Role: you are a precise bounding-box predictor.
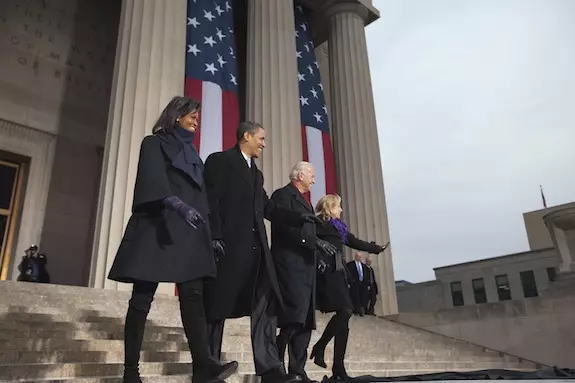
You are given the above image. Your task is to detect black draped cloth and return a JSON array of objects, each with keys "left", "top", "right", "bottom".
[{"left": 319, "top": 367, "right": 575, "bottom": 382}]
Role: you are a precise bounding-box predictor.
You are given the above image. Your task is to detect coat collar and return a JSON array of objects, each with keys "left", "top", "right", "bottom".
[{"left": 286, "top": 183, "right": 313, "bottom": 212}]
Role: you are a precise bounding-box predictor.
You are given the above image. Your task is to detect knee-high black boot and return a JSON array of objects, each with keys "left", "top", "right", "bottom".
[
  {"left": 124, "top": 283, "right": 156, "bottom": 383},
  {"left": 309, "top": 316, "right": 339, "bottom": 369},
  {"left": 124, "top": 307, "right": 147, "bottom": 383},
  {"left": 331, "top": 328, "right": 351, "bottom": 381},
  {"left": 178, "top": 282, "right": 238, "bottom": 383}
]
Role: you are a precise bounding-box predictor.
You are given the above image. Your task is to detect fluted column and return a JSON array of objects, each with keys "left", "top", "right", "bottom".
[
  {"left": 326, "top": 2, "right": 398, "bottom": 315},
  {"left": 90, "top": 0, "right": 186, "bottom": 294},
  {"left": 246, "top": 0, "right": 302, "bottom": 191}
]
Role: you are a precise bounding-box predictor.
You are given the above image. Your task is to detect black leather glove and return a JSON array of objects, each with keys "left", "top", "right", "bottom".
[
  {"left": 300, "top": 213, "right": 323, "bottom": 226},
  {"left": 371, "top": 241, "right": 389, "bottom": 253},
  {"left": 212, "top": 239, "right": 225, "bottom": 262},
  {"left": 164, "top": 196, "right": 206, "bottom": 229},
  {"left": 316, "top": 239, "right": 338, "bottom": 256}
]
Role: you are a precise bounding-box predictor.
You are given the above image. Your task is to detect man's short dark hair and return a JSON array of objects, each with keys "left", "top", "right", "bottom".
[{"left": 236, "top": 121, "right": 263, "bottom": 142}]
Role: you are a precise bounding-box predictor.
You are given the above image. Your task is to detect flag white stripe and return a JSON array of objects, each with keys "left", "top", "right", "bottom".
[
  {"left": 306, "top": 126, "right": 326, "bottom": 207},
  {"left": 199, "top": 81, "right": 223, "bottom": 161}
]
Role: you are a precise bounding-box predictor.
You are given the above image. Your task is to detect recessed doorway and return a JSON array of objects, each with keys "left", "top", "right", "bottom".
[{"left": 0, "top": 155, "right": 27, "bottom": 280}]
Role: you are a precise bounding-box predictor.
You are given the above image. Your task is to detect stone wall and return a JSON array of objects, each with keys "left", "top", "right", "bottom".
[
  {"left": 389, "top": 293, "right": 575, "bottom": 367},
  {"left": 397, "top": 280, "right": 445, "bottom": 312},
  {"left": 0, "top": 0, "right": 119, "bottom": 284}
]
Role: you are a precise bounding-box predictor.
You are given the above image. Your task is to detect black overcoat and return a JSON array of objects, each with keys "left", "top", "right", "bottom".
[
  {"left": 108, "top": 134, "right": 216, "bottom": 284},
  {"left": 270, "top": 184, "right": 317, "bottom": 329},
  {"left": 203, "top": 146, "right": 288, "bottom": 321},
  {"left": 315, "top": 221, "right": 380, "bottom": 313}
]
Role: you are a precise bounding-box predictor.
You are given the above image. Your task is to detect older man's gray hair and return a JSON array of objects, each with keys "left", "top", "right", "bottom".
[{"left": 289, "top": 161, "right": 312, "bottom": 181}]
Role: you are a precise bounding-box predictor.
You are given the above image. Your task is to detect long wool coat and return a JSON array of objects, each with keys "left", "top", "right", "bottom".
[
  {"left": 270, "top": 183, "right": 318, "bottom": 329},
  {"left": 108, "top": 134, "right": 216, "bottom": 284},
  {"left": 315, "top": 221, "right": 381, "bottom": 313},
  {"left": 202, "top": 146, "right": 287, "bottom": 321}
]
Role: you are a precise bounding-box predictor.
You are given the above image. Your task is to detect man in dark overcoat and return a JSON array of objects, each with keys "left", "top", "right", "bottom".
[
  {"left": 364, "top": 255, "right": 378, "bottom": 315},
  {"left": 271, "top": 161, "right": 335, "bottom": 383},
  {"left": 203, "top": 121, "right": 319, "bottom": 383}
]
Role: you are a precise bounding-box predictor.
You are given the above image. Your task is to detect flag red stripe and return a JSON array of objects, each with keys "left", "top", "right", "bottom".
[
  {"left": 184, "top": 78, "right": 204, "bottom": 151},
  {"left": 322, "top": 132, "right": 338, "bottom": 195},
  {"left": 222, "top": 89, "right": 240, "bottom": 150}
]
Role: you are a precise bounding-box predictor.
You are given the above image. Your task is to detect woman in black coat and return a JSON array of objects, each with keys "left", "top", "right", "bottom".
[
  {"left": 310, "top": 194, "right": 386, "bottom": 381},
  {"left": 107, "top": 96, "right": 237, "bottom": 383}
]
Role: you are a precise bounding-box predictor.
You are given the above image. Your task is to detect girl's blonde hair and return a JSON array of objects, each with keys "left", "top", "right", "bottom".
[{"left": 315, "top": 194, "right": 342, "bottom": 219}]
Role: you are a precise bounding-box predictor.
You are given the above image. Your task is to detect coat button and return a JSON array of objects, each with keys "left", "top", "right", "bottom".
[
  {"left": 302, "top": 239, "right": 306, "bottom": 243},
  {"left": 252, "top": 246, "right": 257, "bottom": 250}
]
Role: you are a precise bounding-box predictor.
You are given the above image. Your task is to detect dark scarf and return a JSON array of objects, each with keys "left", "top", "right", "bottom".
[
  {"left": 172, "top": 124, "right": 203, "bottom": 187},
  {"left": 323, "top": 217, "right": 348, "bottom": 272}
]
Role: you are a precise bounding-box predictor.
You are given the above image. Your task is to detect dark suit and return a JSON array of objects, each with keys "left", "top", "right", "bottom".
[
  {"left": 203, "top": 146, "right": 300, "bottom": 376},
  {"left": 346, "top": 260, "right": 369, "bottom": 314},
  {"left": 270, "top": 184, "right": 317, "bottom": 376}
]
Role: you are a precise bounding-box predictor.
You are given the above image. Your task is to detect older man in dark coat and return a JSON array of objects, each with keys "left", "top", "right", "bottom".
[
  {"left": 271, "top": 162, "right": 337, "bottom": 383},
  {"left": 203, "top": 122, "right": 320, "bottom": 383}
]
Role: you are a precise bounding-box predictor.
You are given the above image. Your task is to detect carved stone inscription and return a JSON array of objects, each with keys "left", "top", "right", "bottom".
[{"left": 0, "top": 0, "right": 119, "bottom": 101}]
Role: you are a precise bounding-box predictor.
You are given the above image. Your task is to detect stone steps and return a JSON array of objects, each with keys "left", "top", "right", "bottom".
[
  {"left": 0, "top": 281, "right": 545, "bottom": 382},
  {"left": 0, "top": 316, "right": 521, "bottom": 361},
  {"left": 0, "top": 349, "right": 525, "bottom": 365}
]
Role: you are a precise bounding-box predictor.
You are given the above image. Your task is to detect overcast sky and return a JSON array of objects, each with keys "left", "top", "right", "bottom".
[{"left": 366, "top": 0, "right": 575, "bottom": 282}]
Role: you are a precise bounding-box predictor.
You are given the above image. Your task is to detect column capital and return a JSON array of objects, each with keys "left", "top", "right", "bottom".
[
  {"left": 321, "top": 0, "right": 370, "bottom": 22},
  {"left": 308, "top": 0, "right": 379, "bottom": 45}
]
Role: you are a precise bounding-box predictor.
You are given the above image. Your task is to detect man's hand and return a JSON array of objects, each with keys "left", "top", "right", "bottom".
[
  {"left": 212, "top": 239, "right": 226, "bottom": 261},
  {"left": 300, "top": 213, "right": 323, "bottom": 226},
  {"left": 316, "top": 239, "right": 338, "bottom": 256},
  {"left": 318, "top": 259, "right": 327, "bottom": 273}
]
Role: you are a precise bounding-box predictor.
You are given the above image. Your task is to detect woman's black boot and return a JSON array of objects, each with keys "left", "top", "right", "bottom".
[{"left": 331, "top": 329, "right": 351, "bottom": 381}]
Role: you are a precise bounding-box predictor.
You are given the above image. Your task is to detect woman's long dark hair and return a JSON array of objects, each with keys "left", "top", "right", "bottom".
[{"left": 152, "top": 96, "right": 201, "bottom": 135}]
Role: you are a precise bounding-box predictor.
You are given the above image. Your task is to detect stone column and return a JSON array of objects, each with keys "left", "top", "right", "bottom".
[
  {"left": 90, "top": 0, "right": 186, "bottom": 293},
  {"left": 245, "top": 0, "right": 302, "bottom": 191},
  {"left": 325, "top": 2, "right": 398, "bottom": 315}
]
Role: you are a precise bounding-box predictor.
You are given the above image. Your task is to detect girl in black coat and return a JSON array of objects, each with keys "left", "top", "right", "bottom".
[
  {"left": 107, "top": 96, "right": 237, "bottom": 383},
  {"left": 310, "top": 194, "right": 386, "bottom": 381}
]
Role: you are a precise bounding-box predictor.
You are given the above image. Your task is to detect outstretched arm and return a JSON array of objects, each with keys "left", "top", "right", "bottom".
[
  {"left": 270, "top": 189, "right": 317, "bottom": 250},
  {"left": 346, "top": 233, "right": 386, "bottom": 254}
]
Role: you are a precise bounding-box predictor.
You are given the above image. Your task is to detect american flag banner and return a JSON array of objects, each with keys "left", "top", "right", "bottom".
[
  {"left": 185, "top": 0, "right": 239, "bottom": 160},
  {"left": 294, "top": 4, "right": 338, "bottom": 207}
]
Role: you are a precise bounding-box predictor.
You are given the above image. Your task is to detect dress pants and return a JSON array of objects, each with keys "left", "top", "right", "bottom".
[{"left": 207, "top": 236, "right": 282, "bottom": 376}]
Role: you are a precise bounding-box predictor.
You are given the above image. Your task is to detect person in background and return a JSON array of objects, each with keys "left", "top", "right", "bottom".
[
  {"left": 346, "top": 252, "right": 368, "bottom": 316},
  {"left": 364, "top": 255, "right": 379, "bottom": 315},
  {"left": 107, "top": 96, "right": 238, "bottom": 383},
  {"left": 310, "top": 194, "right": 386, "bottom": 381}
]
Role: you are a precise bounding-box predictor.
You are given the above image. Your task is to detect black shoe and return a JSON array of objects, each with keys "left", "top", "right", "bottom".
[
  {"left": 332, "top": 368, "right": 351, "bottom": 381},
  {"left": 261, "top": 368, "right": 302, "bottom": 383},
  {"left": 309, "top": 344, "right": 327, "bottom": 369},
  {"left": 122, "top": 367, "right": 142, "bottom": 383},
  {"left": 193, "top": 360, "right": 238, "bottom": 383}
]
